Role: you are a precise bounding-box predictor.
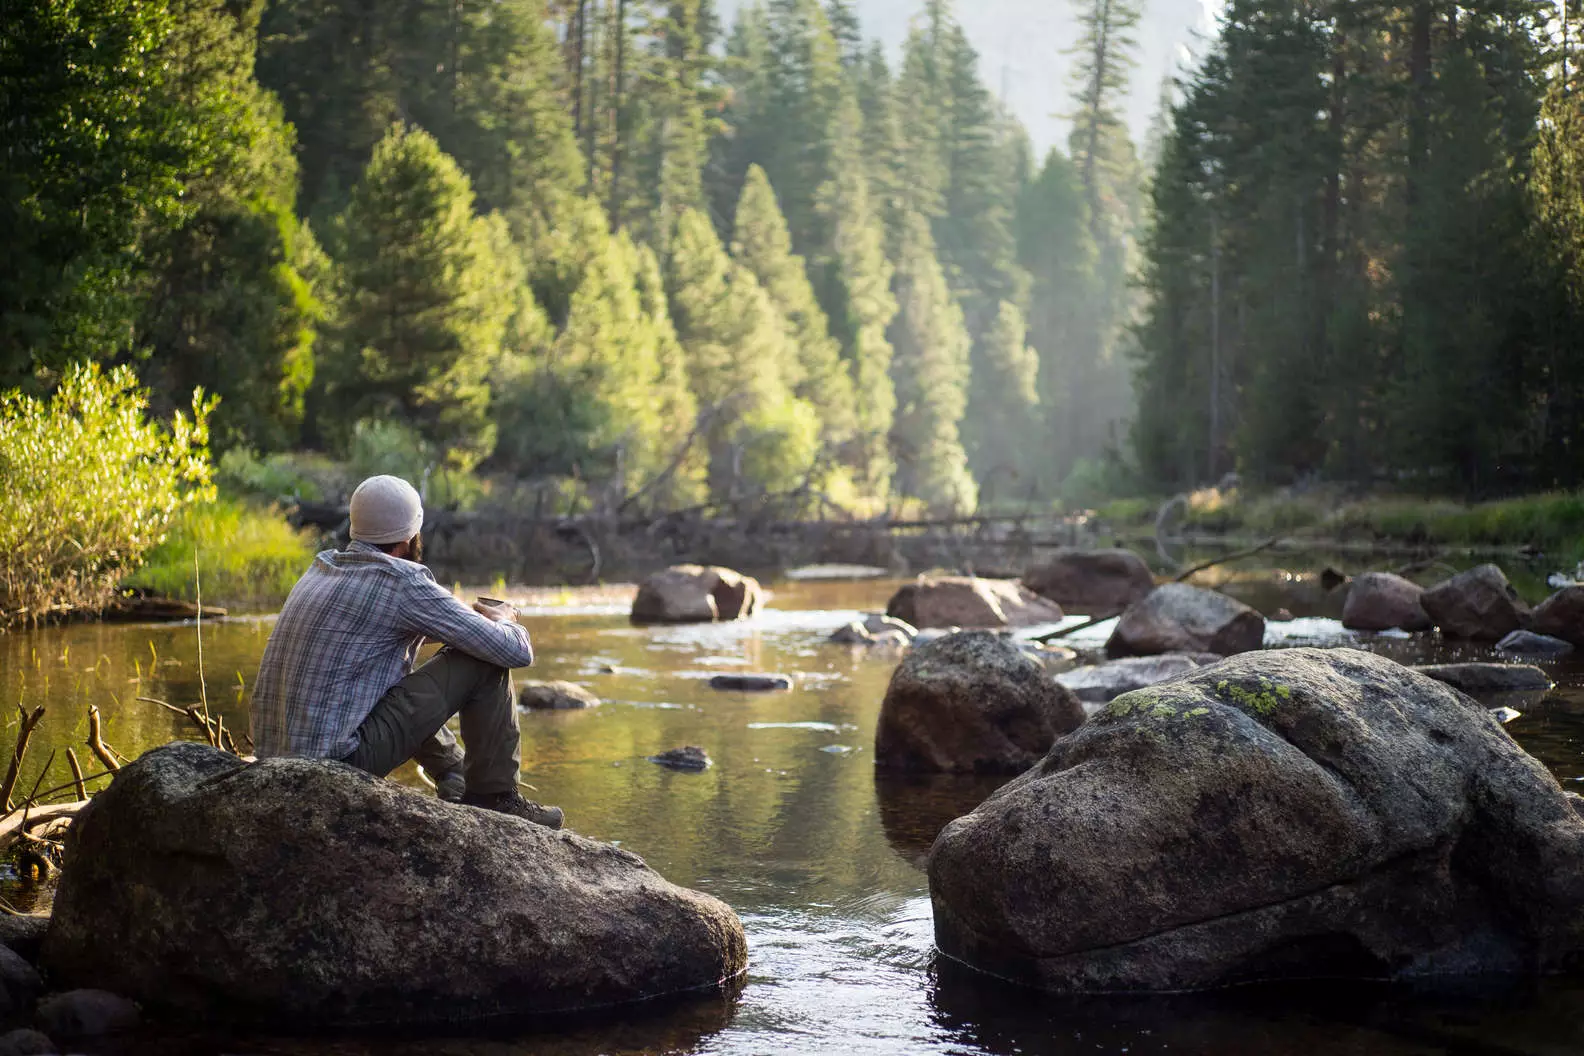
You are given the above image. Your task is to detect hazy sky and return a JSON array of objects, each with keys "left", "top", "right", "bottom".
[{"left": 716, "top": 0, "right": 1222, "bottom": 154}]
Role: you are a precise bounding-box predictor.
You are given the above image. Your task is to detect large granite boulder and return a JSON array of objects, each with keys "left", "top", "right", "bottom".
[
  {"left": 1341, "top": 572, "right": 1432, "bottom": 632},
  {"left": 886, "top": 576, "right": 1064, "bottom": 630},
  {"left": 875, "top": 631, "right": 1084, "bottom": 774},
  {"left": 1421, "top": 564, "right": 1529, "bottom": 640},
  {"left": 42, "top": 743, "right": 747, "bottom": 1025},
  {"left": 1022, "top": 550, "right": 1156, "bottom": 618},
  {"left": 1105, "top": 584, "right": 1265, "bottom": 657},
  {"left": 1532, "top": 586, "right": 1584, "bottom": 647},
  {"left": 631, "top": 565, "right": 762, "bottom": 624},
  {"left": 928, "top": 648, "right": 1584, "bottom": 992}
]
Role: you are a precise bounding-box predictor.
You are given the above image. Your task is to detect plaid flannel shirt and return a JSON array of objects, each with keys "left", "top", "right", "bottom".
[{"left": 250, "top": 541, "right": 533, "bottom": 761}]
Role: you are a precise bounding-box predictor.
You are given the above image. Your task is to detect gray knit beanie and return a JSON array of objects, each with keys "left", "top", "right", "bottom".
[{"left": 349, "top": 475, "right": 424, "bottom": 545}]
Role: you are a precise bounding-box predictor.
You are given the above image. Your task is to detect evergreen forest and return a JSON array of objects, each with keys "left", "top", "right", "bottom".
[{"left": 4, "top": 0, "right": 1584, "bottom": 522}]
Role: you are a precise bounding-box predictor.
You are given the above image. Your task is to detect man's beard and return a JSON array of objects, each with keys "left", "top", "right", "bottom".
[{"left": 409, "top": 533, "right": 424, "bottom": 563}]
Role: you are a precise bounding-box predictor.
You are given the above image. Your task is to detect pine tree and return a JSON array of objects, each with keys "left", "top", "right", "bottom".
[
  {"left": 326, "top": 126, "right": 512, "bottom": 469},
  {"left": 257, "top": 0, "right": 581, "bottom": 232},
  {"left": 494, "top": 199, "right": 702, "bottom": 503},
  {"left": 818, "top": 91, "right": 899, "bottom": 504},
  {"left": 965, "top": 301, "right": 1040, "bottom": 505},
  {"left": 888, "top": 212, "right": 976, "bottom": 515},
  {"left": 1019, "top": 148, "right": 1104, "bottom": 490},
  {"left": 136, "top": 0, "right": 326, "bottom": 452},
  {"left": 732, "top": 166, "right": 856, "bottom": 453},
  {"left": 0, "top": 0, "right": 216, "bottom": 376},
  {"left": 667, "top": 208, "right": 820, "bottom": 497}
]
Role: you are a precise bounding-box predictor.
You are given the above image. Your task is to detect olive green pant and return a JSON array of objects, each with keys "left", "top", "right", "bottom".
[{"left": 340, "top": 648, "right": 522, "bottom": 796}]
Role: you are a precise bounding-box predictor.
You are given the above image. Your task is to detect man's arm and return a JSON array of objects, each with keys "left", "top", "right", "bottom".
[{"left": 398, "top": 574, "right": 534, "bottom": 669}]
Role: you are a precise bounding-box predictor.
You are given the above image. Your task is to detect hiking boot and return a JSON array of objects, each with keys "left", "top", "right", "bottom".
[
  {"left": 428, "top": 769, "right": 466, "bottom": 803},
  {"left": 461, "top": 789, "right": 565, "bottom": 830}
]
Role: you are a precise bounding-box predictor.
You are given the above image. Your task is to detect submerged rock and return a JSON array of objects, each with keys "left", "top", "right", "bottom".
[
  {"left": 829, "top": 622, "right": 874, "bottom": 645},
  {"left": 875, "top": 631, "right": 1084, "bottom": 774},
  {"left": 1022, "top": 549, "right": 1156, "bottom": 618},
  {"left": 1413, "top": 663, "right": 1553, "bottom": 694},
  {"left": 0, "top": 947, "right": 40, "bottom": 1020},
  {"left": 34, "top": 990, "right": 139, "bottom": 1037},
  {"left": 830, "top": 615, "right": 917, "bottom": 648},
  {"left": 42, "top": 743, "right": 747, "bottom": 1025},
  {"left": 1106, "top": 584, "right": 1265, "bottom": 658},
  {"left": 517, "top": 680, "right": 600, "bottom": 710},
  {"left": 863, "top": 613, "right": 918, "bottom": 640},
  {"left": 631, "top": 565, "right": 763, "bottom": 625},
  {"left": 1342, "top": 572, "right": 1432, "bottom": 632},
  {"left": 1055, "top": 654, "right": 1215, "bottom": 706},
  {"left": 0, "top": 917, "right": 47, "bottom": 964},
  {"left": 928, "top": 648, "right": 1584, "bottom": 992},
  {"left": 708, "top": 673, "right": 793, "bottom": 692},
  {"left": 1496, "top": 630, "right": 1574, "bottom": 657},
  {"left": 650, "top": 746, "right": 711, "bottom": 771},
  {"left": 1421, "top": 564, "right": 1529, "bottom": 640},
  {"left": 886, "top": 576, "right": 1064, "bottom": 630},
  {"left": 0, "top": 1029, "right": 54, "bottom": 1056},
  {"left": 1531, "top": 586, "right": 1584, "bottom": 647}
]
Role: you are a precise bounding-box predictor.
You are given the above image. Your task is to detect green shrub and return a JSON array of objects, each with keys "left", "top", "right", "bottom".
[
  {"left": 0, "top": 364, "right": 213, "bottom": 622},
  {"left": 125, "top": 498, "right": 316, "bottom": 608},
  {"left": 216, "top": 447, "right": 330, "bottom": 503}
]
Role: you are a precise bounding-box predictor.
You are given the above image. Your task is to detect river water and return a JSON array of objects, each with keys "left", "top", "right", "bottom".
[{"left": 6, "top": 573, "right": 1584, "bottom": 1055}]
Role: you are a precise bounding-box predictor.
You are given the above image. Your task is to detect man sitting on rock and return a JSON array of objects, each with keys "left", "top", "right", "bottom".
[{"left": 250, "top": 475, "right": 563, "bottom": 829}]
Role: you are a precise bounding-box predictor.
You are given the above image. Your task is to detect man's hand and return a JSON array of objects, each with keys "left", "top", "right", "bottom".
[{"left": 473, "top": 600, "right": 519, "bottom": 624}]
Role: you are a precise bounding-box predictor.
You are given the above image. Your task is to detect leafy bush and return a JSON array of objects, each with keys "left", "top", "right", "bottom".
[
  {"left": 0, "top": 364, "right": 213, "bottom": 622},
  {"left": 125, "top": 498, "right": 315, "bottom": 608},
  {"left": 216, "top": 447, "right": 330, "bottom": 503}
]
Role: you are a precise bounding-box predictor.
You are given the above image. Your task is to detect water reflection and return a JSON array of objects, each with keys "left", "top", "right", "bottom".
[
  {"left": 7, "top": 573, "right": 1584, "bottom": 1054},
  {"left": 874, "top": 774, "right": 1007, "bottom": 870}
]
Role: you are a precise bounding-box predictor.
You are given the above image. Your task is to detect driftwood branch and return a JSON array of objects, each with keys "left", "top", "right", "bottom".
[
  {"left": 1173, "top": 537, "right": 1284, "bottom": 583},
  {"left": 141, "top": 697, "right": 238, "bottom": 755},
  {"left": 65, "top": 749, "right": 87, "bottom": 802},
  {"left": 86, "top": 705, "right": 120, "bottom": 773},
  {"left": 1034, "top": 613, "right": 1113, "bottom": 644},
  {"left": 0, "top": 706, "right": 46, "bottom": 813}
]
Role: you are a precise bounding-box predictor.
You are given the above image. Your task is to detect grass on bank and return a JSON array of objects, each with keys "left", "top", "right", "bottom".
[
  {"left": 1097, "top": 486, "right": 1584, "bottom": 562},
  {"left": 124, "top": 498, "right": 316, "bottom": 609}
]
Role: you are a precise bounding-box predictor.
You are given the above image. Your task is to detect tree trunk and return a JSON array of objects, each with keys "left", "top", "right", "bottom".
[{"left": 609, "top": 0, "right": 628, "bottom": 227}]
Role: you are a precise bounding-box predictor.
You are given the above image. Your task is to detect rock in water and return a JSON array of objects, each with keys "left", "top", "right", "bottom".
[
  {"left": 1022, "top": 549, "right": 1156, "bottom": 618},
  {"left": 708, "top": 674, "right": 793, "bottom": 692},
  {"left": 1531, "top": 586, "right": 1584, "bottom": 647},
  {"left": 1421, "top": 564, "right": 1529, "bottom": 640},
  {"left": 886, "top": 576, "right": 1064, "bottom": 629},
  {"left": 1055, "top": 654, "right": 1212, "bottom": 706},
  {"left": 631, "top": 566, "right": 763, "bottom": 625},
  {"left": 1495, "top": 630, "right": 1574, "bottom": 657},
  {"left": 875, "top": 631, "right": 1084, "bottom": 774},
  {"left": 928, "top": 649, "right": 1584, "bottom": 992},
  {"left": 650, "top": 746, "right": 711, "bottom": 771},
  {"left": 1413, "top": 663, "right": 1553, "bottom": 694},
  {"left": 34, "top": 990, "right": 139, "bottom": 1037},
  {"left": 1342, "top": 572, "right": 1432, "bottom": 632},
  {"left": 862, "top": 613, "right": 918, "bottom": 640},
  {"left": 829, "top": 622, "right": 874, "bottom": 645},
  {"left": 1105, "top": 584, "right": 1265, "bottom": 657},
  {"left": 517, "top": 680, "right": 601, "bottom": 710},
  {"left": 42, "top": 743, "right": 747, "bottom": 1025}
]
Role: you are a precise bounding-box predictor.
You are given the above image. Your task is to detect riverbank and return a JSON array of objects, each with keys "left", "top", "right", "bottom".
[
  {"left": 1100, "top": 488, "right": 1584, "bottom": 565},
  {"left": 120, "top": 498, "right": 318, "bottom": 611}
]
